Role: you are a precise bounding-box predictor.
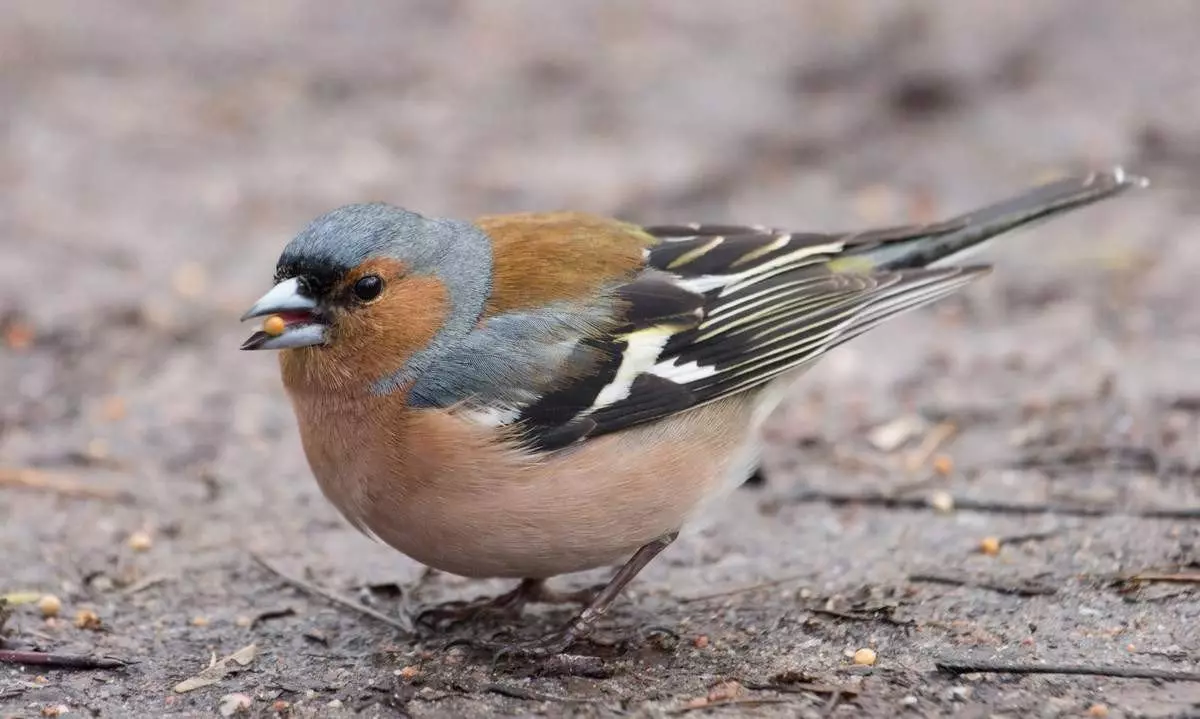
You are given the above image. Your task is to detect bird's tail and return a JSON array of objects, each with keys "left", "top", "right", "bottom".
[{"left": 863, "top": 166, "right": 1149, "bottom": 271}]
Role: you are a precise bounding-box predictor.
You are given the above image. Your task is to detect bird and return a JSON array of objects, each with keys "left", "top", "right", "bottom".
[{"left": 240, "top": 167, "right": 1146, "bottom": 656}]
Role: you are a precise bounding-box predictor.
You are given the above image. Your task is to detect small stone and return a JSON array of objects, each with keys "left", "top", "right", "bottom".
[
  {"left": 929, "top": 491, "right": 955, "bottom": 513},
  {"left": 1087, "top": 703, "right": 1109, "bottom": 718},
  {"left": 37, "top": 595, "right": 62, "bottom": 618},
  {"left": 218, "top": 692, "right": 252, "bottom": 717},
  {"left": 271, "top": 700, "right": 290, "bottom": 713},
  {"left": 685, "top": 697, "right": 709, "bottom": 709},
  {"left": 127, "top": 530, "right": 153, "bottom": 552},
  {"left": 979, "top": 536, "right": 1001, "bottom": 556},
  {"left": 191, "top": 616, "right": 210, "bottom": 627},
  {"left": 932, "top": 454, "right": 954, "bottom": 476},
  {"left": 852, "top": 648, "right": 877, "bottom": 666},
  {"left": 867, "top": 415, "right": 926, "bottom": 452},
  {"left": 693, "top": 634, "right": 710, "bottom": 649},
  {"left": 396, "top": 665, "right": 419, "bottom": 680},
  {"left": 948, "top": 686, "right": 971, "bottom": 702},
  {"left": 326, "top": 699, "right": 343, "bottom": 709},
  {"left": 235, "top": 616, "right": 252, "bottom": 628},
  {"left": 74, "top": 609, "right": 101, "bottom": 630},
  {"left": 40, "top": 705, "right": 69, "bottom": 717}
]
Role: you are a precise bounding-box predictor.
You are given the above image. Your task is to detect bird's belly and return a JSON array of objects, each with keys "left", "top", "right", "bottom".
[
  {"left": 314, "top": 459, "right": 729, "bottom": 579},
  {"left": 294, "top": 393, "right": 765, "bottom": 580}
]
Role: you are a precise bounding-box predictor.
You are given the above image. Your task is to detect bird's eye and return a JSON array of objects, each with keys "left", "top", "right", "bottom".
[{"left": 353, "top": 274, "right": 383, "bottom": 301}]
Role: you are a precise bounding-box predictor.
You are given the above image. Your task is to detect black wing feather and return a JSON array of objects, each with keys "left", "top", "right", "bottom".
[{"left": 502, "top": 169, "right": 1144, "bottom": 452}]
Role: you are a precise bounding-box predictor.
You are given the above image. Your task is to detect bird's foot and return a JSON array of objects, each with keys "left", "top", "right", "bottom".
[
  {"left": 452, "top": 616, "right": 597, "bottom": 661},
  {"left": 415, "top": 583, "right": 532, "bottom": 631},
  {"left": 415, "top": 578, "right": 599, "bottom": 632}
]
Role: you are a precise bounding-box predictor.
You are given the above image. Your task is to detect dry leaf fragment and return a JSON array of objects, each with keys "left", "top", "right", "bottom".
[
  {"left": 174, "top": 644, "right": 258, "bottom": 693},
  {"left": 1, "top": 591, "right": 42, "bottom": 606}
]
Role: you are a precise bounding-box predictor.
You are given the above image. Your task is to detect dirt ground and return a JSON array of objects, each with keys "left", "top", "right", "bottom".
[{"left": 2, "top": 1, "right": 1199, "bottom": 717}]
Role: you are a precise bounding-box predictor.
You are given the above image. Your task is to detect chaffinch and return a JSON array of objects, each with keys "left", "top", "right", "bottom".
[{"left": 241, "top": 167, "right": 1145, "bottom": 656}]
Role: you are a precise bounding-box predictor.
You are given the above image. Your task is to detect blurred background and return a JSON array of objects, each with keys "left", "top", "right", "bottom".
[{"left": 1, "top": 2, "right": 1198, "bottom": 716}]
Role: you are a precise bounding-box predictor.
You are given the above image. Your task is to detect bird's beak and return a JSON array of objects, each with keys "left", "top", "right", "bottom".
[{"left": 239, "top": 277, "right": 328, "bottom": 350}]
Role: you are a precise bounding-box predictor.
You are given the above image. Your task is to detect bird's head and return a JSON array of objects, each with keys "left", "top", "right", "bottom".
[{"left": 240, "top": 203, "right": 492, "bottom": 393}]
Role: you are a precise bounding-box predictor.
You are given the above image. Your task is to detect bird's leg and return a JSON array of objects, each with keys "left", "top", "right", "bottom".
[
  {"left": 416, "top": 578, "right": 545, "bottom": 630},
  {"left": 473, "top": 532, "right": 679, "bottom": 658}
]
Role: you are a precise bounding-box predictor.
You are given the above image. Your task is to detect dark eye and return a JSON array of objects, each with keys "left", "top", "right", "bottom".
[{"left": 353, "top": 274, "right": 383, "bottom": 301}]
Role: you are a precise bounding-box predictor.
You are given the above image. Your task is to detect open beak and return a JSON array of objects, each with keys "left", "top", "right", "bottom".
[{"left": 240, "top": 277, "right": 328, "bottom": 350}]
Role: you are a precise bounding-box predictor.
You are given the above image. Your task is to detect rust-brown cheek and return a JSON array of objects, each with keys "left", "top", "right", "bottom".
[{"left": 280, "top": 259, "right": 450, "bottom": 395}]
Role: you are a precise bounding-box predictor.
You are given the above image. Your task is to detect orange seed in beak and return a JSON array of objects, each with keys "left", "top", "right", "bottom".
[{"left": 263, "top": 315, "right": 286, "bottom": 337}]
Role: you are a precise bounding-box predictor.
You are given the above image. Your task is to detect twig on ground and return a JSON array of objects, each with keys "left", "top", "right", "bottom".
[
  {"left": 908, "top": 572, "right": 1057, "bottom": 597},
  {"left": 1012, "top": 445, "right": 1161, "bottom": 473},
  {"left": 249, "top": 606, "right": 297, "bottom": 629},
  {"left": 997, "top": 529, "right": 1062, "bottom": 546},
  {"left": 821, "top": 690, "right": 843, "bottom": 717},
  {"left": 935, "top": 657, "right": 1200, "bottom": 682},
  {"left": 0, "top": 649, "right": 128, "bottom": 670},
  {"left": 788, "top": 489, "right": 1200, "bottom": 519},
  {"left": 1122, "top": 571, "right": 1200, "bottom": 585},
  {"left": 0, "top": 467, "right": 133, "bottom": 502},
  {"left": 249, "top": 552, "right": 412, "bottom": 634},
  {"left": 119, "top": 573, "right": 173, "bottom": 596},
  {"left": 742, "top": 680, "right": 859, "bottom": 697},
  {"left": 678, "top": 572, "right": 812, "bottom": 604}
]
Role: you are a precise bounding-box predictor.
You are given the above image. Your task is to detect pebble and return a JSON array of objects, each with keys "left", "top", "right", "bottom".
[
  {"left": 853, "top": 648, "right": 877, "bottom": 666},
  {"left": 929, "top": 491, "right": 955, "bottom": 513},
  {"left": 37, "top": 594, "right": 62, "bottom": 618},
  {"left": 127, "top": 530, "right": 153, "bottom": 552},
  {"left": 74, "top": 609, "right": 101, "bottom": 630}
]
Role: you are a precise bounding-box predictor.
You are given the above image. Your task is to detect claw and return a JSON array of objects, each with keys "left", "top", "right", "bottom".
[{"left": 414, "top": 581, "right": 536, "bottom": 631}]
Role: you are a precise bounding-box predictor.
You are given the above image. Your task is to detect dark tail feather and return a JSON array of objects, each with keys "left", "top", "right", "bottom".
[{"left": 873, "top": 166, "right": 1149, "bottom": 271}]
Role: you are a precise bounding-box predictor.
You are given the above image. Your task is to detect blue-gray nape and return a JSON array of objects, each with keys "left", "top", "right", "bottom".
[{"left": 280, "top": 203, "right": 495, "bottom": 395}]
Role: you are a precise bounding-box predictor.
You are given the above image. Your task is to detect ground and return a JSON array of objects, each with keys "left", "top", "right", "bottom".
[{"left": 2, "top": 2, "right": 1199, "bottom": 717}]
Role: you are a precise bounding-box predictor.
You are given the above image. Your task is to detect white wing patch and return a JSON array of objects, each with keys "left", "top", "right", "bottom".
[
  {"left": 590, "top": 327, "right": 674, "bottom": 408},
  {"left": 650, "top": 358, "right": 719, "bottom": 384}
]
